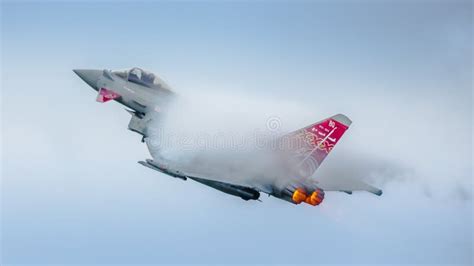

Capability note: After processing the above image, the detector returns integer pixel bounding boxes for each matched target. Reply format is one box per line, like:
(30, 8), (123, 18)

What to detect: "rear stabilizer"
(282, 114), (352, 177)
(331, 114), (352, 128)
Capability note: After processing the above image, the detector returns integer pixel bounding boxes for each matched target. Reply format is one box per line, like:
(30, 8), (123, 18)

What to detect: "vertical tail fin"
(282, 114), (352, 177)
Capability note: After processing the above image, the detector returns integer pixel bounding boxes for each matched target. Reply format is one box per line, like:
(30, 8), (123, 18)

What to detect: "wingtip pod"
(367, 185), (383, 196)
(331, 114), (352, 128)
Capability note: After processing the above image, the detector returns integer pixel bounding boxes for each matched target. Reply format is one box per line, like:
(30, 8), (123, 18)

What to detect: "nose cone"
(73, 69), (102, 90)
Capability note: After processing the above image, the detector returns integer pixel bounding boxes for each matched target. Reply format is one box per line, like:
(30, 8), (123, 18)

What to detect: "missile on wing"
(139, 159), (260, 201)
(189, 176), (261, 201)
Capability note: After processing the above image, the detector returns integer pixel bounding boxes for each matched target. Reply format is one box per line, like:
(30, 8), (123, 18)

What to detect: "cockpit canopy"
(113, 67), (172, 91)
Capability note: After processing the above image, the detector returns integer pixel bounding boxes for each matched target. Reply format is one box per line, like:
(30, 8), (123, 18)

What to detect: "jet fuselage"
(74, 67), (382, 206)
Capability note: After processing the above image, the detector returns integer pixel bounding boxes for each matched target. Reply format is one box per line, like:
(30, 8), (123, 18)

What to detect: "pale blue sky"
(1, 1), (472, 265)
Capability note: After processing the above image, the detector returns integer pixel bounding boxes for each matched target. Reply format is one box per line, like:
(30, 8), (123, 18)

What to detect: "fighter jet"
(74, 67), (382, 207)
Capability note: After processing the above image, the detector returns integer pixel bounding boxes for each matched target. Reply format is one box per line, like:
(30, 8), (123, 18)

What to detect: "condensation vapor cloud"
(144, 89), (462, 199)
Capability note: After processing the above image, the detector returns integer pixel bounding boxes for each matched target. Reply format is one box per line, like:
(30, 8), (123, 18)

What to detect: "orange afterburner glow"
(291, 188), (308, 204)
(305, 189), (325, 206)
(292, 188), (325, 206)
